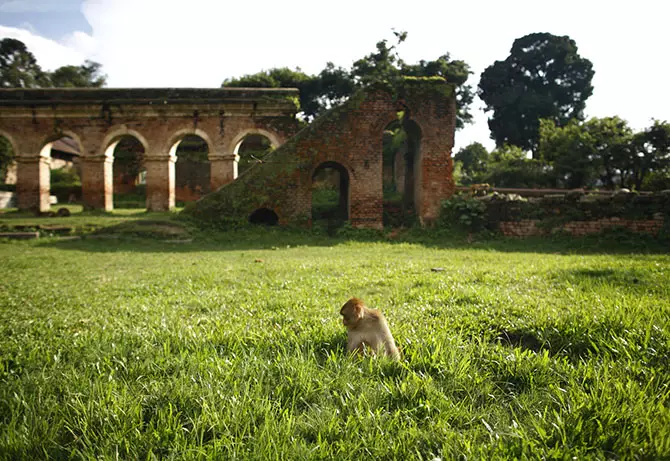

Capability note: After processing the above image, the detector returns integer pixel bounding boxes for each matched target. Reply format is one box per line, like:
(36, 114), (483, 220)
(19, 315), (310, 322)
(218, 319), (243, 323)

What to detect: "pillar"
(16, 155), (50, 212)
(81, 155), (113, 211)
(209, 154), (238, 191)
(145, 154), (175, 211)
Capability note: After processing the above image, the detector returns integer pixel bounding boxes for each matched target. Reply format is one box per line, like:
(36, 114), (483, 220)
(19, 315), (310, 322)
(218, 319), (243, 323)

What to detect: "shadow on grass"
(32, 223), (670, 256)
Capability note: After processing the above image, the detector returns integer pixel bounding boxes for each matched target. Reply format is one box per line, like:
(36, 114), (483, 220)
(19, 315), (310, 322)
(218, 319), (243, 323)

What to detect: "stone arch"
(100, 126), (149, 158)
(231, 128), (282, 155)
(103, 132), (147, 209)
(38, 130), (84, 158)
(311, 161), (351, 226)
(382, 117), (422, 225)
(249, 207), (279, 226)
(167, 130), (211, 202)
(0, 129), (19, 155)
(165, 128), (215, 158)
(36, 131), (85, 209)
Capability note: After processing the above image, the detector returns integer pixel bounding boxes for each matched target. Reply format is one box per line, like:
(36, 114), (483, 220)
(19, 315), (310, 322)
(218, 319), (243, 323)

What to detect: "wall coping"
(0, 87), (299, 107)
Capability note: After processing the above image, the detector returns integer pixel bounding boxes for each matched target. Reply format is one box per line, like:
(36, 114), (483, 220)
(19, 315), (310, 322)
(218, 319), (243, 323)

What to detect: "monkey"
(339, 297), (401, 360)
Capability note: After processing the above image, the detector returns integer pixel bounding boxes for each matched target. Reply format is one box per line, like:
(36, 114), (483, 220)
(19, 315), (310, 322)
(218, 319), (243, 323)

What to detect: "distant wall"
(481, 190), (669, 238)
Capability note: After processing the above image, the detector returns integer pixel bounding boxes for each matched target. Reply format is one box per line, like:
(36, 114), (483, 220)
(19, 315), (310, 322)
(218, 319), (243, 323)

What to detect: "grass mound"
(90, 219), (190, 240)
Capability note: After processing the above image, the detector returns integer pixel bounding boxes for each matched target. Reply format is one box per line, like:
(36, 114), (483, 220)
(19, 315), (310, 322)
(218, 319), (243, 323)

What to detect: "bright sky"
(1, 0), (668, 151)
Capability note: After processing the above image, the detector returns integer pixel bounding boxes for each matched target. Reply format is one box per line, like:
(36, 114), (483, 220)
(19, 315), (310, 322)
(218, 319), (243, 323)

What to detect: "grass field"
(0, 211), (669, 459)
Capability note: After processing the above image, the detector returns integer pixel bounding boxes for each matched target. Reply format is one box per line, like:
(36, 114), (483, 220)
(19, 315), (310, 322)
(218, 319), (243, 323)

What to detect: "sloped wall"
(186, 80), (457, 229)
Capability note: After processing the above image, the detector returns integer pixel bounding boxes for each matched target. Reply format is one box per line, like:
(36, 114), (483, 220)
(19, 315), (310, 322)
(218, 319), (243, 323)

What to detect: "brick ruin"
(0, 88), (299, 212)
(187, 79), (457, 229)
(1, 80), (457, 229)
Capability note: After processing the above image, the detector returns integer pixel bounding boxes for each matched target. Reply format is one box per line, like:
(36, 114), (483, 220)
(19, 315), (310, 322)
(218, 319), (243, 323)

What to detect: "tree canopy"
(0, 38), (48, 88)
(478, 32), (595, 156)
(49, 60), (107, 88)
(222, 32), (474, 127)
(0, 38), (106, 88)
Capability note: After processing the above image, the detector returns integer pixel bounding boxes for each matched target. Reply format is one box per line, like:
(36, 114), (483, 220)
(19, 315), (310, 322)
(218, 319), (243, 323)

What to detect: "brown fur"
(340, 297), (400, 360)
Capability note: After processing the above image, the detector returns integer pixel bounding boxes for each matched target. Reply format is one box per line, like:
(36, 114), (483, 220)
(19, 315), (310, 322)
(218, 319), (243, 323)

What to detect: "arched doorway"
(0, 134), (16, 209)
(0, 134), (16, 187)
(234, 134), (274, 177)
(249, 208), (279, 226)
(172, 134), (210, 204)
(382, 117), (421, 227)
(311, 161), (349, 229)
(38, 135), (82, 211)
(109, 136), (146, 208)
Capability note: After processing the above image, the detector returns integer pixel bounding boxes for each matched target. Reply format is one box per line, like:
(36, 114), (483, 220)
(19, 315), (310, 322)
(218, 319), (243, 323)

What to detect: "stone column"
(209, 154), (238, 191)
(145, 154), (175, 211)
(16, 155), (50, 212)
(81, 156), (113, 211)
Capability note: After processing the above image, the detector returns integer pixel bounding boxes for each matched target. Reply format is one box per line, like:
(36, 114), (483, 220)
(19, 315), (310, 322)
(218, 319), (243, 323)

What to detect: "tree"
(627, 120), (670, 190)
(223, 67), (322, 120)
(478, 32), (595, 156)
(583, 117), (633, 188)
(0, 38), (107, 88)
(454, 142), (489, 184)
(0, 136), (15, 183)
(539, 116), (636, 189)
(539, 119), (597, 188)
(49, 60), (107, 87)
(0, 38), (49, 88)
(222, 31), (474, 127)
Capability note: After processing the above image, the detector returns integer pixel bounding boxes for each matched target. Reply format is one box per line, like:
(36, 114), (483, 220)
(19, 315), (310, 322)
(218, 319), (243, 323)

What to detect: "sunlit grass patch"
(0, 230), (668, 459)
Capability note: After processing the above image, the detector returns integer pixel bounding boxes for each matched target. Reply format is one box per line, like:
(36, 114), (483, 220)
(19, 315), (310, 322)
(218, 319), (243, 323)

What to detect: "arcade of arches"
(0, 88), (298, 212)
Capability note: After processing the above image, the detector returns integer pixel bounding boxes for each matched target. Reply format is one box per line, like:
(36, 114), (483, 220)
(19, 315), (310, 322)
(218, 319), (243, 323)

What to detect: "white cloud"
(0, 25), (88, 70)
(1, 0), (669, 151)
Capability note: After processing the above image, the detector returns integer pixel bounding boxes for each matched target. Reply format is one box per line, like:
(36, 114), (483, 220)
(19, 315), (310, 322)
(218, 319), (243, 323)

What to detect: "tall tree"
(0, 38), (49, 88)
(628, 120), (670, 190)
(454, 142), (489, 183)
(49, 60), (107, 87)
(539, 119), (598, 188)
(478, 32), (595, 156)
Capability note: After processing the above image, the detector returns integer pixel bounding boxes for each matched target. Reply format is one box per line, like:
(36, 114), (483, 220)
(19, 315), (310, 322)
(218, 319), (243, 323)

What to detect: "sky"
(1, 0), (669, 152)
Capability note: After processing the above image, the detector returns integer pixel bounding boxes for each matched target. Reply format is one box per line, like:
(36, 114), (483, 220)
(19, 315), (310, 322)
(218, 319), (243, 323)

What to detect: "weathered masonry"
(188, 79), (458, 229)
(0, 88), (298, 211)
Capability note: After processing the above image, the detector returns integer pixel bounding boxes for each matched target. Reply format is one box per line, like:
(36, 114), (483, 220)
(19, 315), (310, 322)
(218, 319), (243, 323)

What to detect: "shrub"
(438, 194), (486, 232)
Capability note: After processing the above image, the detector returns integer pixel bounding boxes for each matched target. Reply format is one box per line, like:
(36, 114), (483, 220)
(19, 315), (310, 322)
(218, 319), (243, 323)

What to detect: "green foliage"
(454, 142), (489, 184)
(479, 32), (595, 155)
(642, 170), (670, 191)
(114, 186), (147, 209)
(0, 38), (49, 88)
(50, 167), (81, 187)
(438, 194), (487, 232)
(0, 136), (15, 183)
(1, 223), (668, 458)
(221, 31), (471, 127)
(628, 120), (670, 190)
(49, 60), (107, 88)
(0, 38), (106, 89)
(539, 117), (668, 190)
(223, 67), (319, 119)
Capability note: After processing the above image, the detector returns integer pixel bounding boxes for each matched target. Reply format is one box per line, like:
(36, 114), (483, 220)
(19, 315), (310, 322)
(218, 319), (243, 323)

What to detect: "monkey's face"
(340, 298), (363, 328)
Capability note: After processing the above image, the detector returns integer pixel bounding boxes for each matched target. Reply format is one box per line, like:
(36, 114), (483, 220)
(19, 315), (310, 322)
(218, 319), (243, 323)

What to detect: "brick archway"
(0, 88), (298, 212)
(311, 161), (351, 224)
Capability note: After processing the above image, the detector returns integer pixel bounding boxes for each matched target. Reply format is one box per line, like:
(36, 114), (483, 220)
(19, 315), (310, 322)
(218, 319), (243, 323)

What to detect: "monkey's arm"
(347, 339), (365, 356)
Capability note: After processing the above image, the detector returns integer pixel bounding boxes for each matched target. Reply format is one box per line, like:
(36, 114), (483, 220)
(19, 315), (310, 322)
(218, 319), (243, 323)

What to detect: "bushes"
(438, 194), (486, 232)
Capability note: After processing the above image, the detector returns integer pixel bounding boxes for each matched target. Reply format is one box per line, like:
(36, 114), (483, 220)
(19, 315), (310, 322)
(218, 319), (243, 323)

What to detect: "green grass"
(0, 226), (669, 459)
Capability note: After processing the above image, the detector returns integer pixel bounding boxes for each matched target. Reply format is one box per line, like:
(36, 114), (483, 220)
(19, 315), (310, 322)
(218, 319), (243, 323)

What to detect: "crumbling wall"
(186, 80), (457, 229)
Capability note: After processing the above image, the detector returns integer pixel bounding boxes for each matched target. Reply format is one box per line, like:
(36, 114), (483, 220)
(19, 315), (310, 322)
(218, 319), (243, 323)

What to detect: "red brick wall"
(500, 217), (665, 237)
(189, 81), (458, 229)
